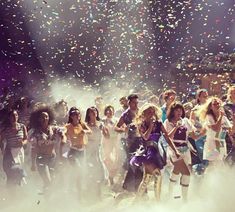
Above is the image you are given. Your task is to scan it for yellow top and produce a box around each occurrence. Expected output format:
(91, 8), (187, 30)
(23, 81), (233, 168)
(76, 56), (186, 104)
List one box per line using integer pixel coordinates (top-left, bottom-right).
(65, 123), (87, 149)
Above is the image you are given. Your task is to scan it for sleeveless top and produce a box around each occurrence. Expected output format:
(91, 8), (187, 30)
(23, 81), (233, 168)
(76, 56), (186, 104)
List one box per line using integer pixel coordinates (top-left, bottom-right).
(121, 109), (138, 139)
(139, 120), (162, 142)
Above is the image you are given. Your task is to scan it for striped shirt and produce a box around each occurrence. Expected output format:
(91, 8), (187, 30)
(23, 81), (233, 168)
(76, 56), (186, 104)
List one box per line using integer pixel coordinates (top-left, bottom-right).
(3, 123), (26, 148)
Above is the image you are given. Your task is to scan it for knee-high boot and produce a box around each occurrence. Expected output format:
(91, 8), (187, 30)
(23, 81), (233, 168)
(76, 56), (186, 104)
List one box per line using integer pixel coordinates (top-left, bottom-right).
(153, 169), (162, 201)
(169, 172), (179, 198)
(180, 174), (190, 201)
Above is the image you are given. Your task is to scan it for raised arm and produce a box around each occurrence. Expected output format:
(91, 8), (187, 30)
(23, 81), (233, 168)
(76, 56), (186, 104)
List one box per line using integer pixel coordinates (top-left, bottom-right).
(82, 123), (92, 134)
(139, 120), (154, 141)
(167, 125), (179, 139)
(115, 116), (126, 133)
(161, 124), (179, 156)
(189, 110), (196, 125)
(207, 112), (224, 132)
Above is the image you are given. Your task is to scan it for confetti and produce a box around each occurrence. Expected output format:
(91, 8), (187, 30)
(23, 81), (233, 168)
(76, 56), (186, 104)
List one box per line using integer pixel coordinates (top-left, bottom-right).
(0, 0), (233, 96)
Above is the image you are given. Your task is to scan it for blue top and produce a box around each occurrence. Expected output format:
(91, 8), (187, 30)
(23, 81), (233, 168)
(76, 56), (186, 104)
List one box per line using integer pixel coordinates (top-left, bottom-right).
(161, 105), (167, 123)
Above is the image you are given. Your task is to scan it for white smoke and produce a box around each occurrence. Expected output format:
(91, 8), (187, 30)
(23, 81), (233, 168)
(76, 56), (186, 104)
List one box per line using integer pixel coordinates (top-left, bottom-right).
(1, 163), (235, 212)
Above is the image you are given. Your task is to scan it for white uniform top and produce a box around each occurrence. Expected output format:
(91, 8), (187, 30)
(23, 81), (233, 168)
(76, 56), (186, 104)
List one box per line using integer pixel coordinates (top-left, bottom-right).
(164, 118), (196, 165)
(164, 118), (195, 143)
(203, 114), (232, 161)
(164, 118), (195, 165)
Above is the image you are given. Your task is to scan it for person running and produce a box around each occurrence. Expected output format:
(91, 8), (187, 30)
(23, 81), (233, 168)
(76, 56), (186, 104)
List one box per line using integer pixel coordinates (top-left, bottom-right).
(101, 105), (120, 186)
(29, 106), (66, 191)
(131, 103), (179, 201)
(65, 107), (91, 197)
(161, 90), (177, 123)
(198, 97), (233, 167)
(115, 94), (143, 201)
(164, 102), (198, 201)
(0, 110), (27, 186)
(190, 89), (209, 173)
(84, 106), (105, 202)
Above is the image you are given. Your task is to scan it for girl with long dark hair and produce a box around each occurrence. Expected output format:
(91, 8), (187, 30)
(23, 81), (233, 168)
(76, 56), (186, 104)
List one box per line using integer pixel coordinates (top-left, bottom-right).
(164, 102), (197, 201)
(0, 110), (27, 186)
(84, 106), (105, 202)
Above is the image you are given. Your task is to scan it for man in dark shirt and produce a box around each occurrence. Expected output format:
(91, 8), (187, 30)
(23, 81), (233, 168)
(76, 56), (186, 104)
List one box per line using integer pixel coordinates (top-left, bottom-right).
(115, 96), (129, 118)
(115, 94), (143, 199)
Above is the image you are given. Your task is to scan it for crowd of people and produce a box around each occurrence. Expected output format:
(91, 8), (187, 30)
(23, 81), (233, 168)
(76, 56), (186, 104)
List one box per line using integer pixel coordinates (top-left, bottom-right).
(0, 85), (235, 204)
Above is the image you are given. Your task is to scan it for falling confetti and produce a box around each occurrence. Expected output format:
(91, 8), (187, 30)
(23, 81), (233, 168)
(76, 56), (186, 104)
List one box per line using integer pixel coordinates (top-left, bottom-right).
(0, 0), (234, 95)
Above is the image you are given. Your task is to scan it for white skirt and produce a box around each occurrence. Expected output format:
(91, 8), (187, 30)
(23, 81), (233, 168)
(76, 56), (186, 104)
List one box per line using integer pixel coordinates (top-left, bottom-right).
(168, 146), (191, 166)
(11, 147), (24, 164)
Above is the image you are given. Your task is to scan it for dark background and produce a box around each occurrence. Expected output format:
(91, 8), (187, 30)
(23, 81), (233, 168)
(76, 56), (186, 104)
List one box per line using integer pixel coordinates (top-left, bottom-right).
(0, 0), (234, 95)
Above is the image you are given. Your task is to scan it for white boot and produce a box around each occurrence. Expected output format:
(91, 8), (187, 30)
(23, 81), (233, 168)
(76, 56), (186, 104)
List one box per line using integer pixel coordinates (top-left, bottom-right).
(168, 173), (179, 199)
(180, 175), (190, 202)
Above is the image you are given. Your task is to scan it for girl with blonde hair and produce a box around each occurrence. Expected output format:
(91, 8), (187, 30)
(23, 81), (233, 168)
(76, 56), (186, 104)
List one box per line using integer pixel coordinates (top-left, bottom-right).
(198, 97), (233, 165)
(131, 103), (179, 201)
